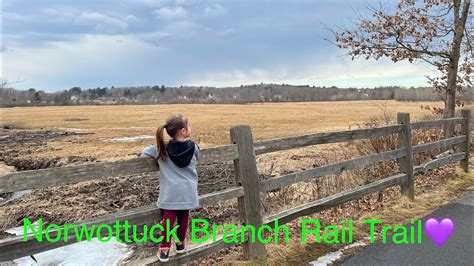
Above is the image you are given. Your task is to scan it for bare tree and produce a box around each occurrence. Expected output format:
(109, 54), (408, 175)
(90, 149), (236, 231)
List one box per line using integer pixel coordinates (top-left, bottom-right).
(1, 76), (27, 89)
(331, 0), (473, 134)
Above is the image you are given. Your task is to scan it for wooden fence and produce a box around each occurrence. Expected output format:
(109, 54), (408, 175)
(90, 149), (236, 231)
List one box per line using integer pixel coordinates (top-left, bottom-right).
(0, 110), (471, 264)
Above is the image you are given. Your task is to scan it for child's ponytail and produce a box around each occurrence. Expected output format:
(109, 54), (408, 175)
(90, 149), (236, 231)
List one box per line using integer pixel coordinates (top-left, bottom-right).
(155, 113), (189, 161)
(156, 125), (168, 161)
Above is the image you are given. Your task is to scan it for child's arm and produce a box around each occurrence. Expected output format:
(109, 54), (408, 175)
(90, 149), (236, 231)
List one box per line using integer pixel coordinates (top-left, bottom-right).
(140, 144), (158, 159)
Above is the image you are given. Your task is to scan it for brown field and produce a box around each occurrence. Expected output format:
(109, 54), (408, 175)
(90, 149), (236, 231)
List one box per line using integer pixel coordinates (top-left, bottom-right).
(3, 100), (470, 162)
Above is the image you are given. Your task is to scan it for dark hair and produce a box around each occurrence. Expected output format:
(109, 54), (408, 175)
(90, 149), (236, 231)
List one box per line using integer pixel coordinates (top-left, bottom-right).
(156, 114), (189, 161)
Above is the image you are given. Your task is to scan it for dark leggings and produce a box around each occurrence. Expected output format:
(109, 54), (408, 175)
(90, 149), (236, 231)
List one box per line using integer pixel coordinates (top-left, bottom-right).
(159, 209), (189, 248)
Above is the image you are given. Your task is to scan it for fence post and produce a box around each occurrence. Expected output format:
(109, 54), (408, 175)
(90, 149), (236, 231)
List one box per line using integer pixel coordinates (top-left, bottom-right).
(397, 113), (415, 201)
(460, 109), (471, 173)
(230, 125), (267, 260)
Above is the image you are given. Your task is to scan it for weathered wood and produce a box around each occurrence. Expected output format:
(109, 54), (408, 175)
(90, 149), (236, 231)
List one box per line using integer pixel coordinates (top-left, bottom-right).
(0, 158), (158, 194)
(412, 135), (466, 154)
(263, 173), (406, 226)
(230, 125), (267, 259)
(197, 187), (243, 207)
(414, 152), (466, 174)
(460, 109), (471, 172)
(0, 186), (243, 262)
(397, 113), (415, 201)
(199, 144), (239, 164)
(127, 231), (249, 266)
(253, 125), (402, 156)
(410, 117), (464, 130)
(260, 148), (406, 192)
(0, 145), (238, 194)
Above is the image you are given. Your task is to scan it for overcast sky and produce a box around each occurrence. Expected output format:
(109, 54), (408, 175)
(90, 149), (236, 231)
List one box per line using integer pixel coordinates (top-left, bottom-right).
(1, 0), (434, 92)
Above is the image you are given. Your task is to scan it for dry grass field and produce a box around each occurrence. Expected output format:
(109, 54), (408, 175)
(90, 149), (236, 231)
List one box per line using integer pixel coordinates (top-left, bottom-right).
(3, 100), (469, 163)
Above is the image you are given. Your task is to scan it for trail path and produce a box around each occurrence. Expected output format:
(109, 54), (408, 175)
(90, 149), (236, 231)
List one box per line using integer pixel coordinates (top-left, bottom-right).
(341, 190), (473, 266)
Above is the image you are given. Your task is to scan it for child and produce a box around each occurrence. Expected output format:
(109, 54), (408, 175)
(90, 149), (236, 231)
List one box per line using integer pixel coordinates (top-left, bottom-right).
(140, 114), (201, 262)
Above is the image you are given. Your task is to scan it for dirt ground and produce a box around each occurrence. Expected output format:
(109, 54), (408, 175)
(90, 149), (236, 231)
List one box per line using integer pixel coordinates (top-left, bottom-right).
(0, 101), (472, 263)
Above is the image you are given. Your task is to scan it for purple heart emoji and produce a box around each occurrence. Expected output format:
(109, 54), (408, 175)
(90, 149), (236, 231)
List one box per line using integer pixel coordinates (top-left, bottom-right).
(424, 218), (454, 246)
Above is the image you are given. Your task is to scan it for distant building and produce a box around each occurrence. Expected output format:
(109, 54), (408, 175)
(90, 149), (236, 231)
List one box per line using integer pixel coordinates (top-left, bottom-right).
(70, 95), (80, 103)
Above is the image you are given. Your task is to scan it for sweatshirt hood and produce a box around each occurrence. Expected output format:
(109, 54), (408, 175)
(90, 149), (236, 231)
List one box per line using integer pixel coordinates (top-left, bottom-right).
(166, 139), (196, 168)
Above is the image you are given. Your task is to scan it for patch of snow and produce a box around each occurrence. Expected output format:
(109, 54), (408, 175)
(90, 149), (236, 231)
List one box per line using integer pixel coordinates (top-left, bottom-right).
(0, 135), (10, 140)
(106, 135), (154, 142)
(5, 222), (133, 266)
(57, 128), (89, 132)
(310, 239), (368, 266)
(0, 190), (31, 206)
(5, 220), (40, 235)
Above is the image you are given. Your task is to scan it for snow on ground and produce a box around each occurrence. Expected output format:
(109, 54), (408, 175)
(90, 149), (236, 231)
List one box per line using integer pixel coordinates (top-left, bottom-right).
(106, 135), (154, 142)
(0, 190), (31, 207)
(5, 222), (133, 266)
(310, 239), (368, 266)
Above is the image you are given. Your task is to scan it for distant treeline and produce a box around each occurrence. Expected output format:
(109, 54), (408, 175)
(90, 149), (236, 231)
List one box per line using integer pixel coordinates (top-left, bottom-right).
(1, 84), (473, 107)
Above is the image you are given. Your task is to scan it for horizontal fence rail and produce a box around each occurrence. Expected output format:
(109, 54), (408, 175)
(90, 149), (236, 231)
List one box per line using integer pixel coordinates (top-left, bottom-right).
(264, 173), (407, 226)
(410, 117), (464, 130)
(260, 148), (407, 192)
(0, 110), (471, 264)
(0, 145), (238, 194)
(414, 152), (466, 174)
(253, 124), (403, 156)
(412, 135), (466, 154)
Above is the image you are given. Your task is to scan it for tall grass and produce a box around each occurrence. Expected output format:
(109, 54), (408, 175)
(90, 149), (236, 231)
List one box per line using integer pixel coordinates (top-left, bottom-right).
(260, 109), (452, 216)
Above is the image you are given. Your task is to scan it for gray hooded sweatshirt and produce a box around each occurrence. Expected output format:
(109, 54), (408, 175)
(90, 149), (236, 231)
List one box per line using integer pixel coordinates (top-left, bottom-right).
(140, 140), (201, 210)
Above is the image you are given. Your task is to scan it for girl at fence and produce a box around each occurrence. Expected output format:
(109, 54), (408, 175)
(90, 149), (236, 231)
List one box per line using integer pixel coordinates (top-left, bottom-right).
(140, 114), (201, 262)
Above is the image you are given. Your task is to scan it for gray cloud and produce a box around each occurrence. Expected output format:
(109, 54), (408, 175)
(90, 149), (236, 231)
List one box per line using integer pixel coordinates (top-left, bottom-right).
(152, 6), (188, 20)
(74, 12), (129, 33)
(1, 0), (431, 91)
